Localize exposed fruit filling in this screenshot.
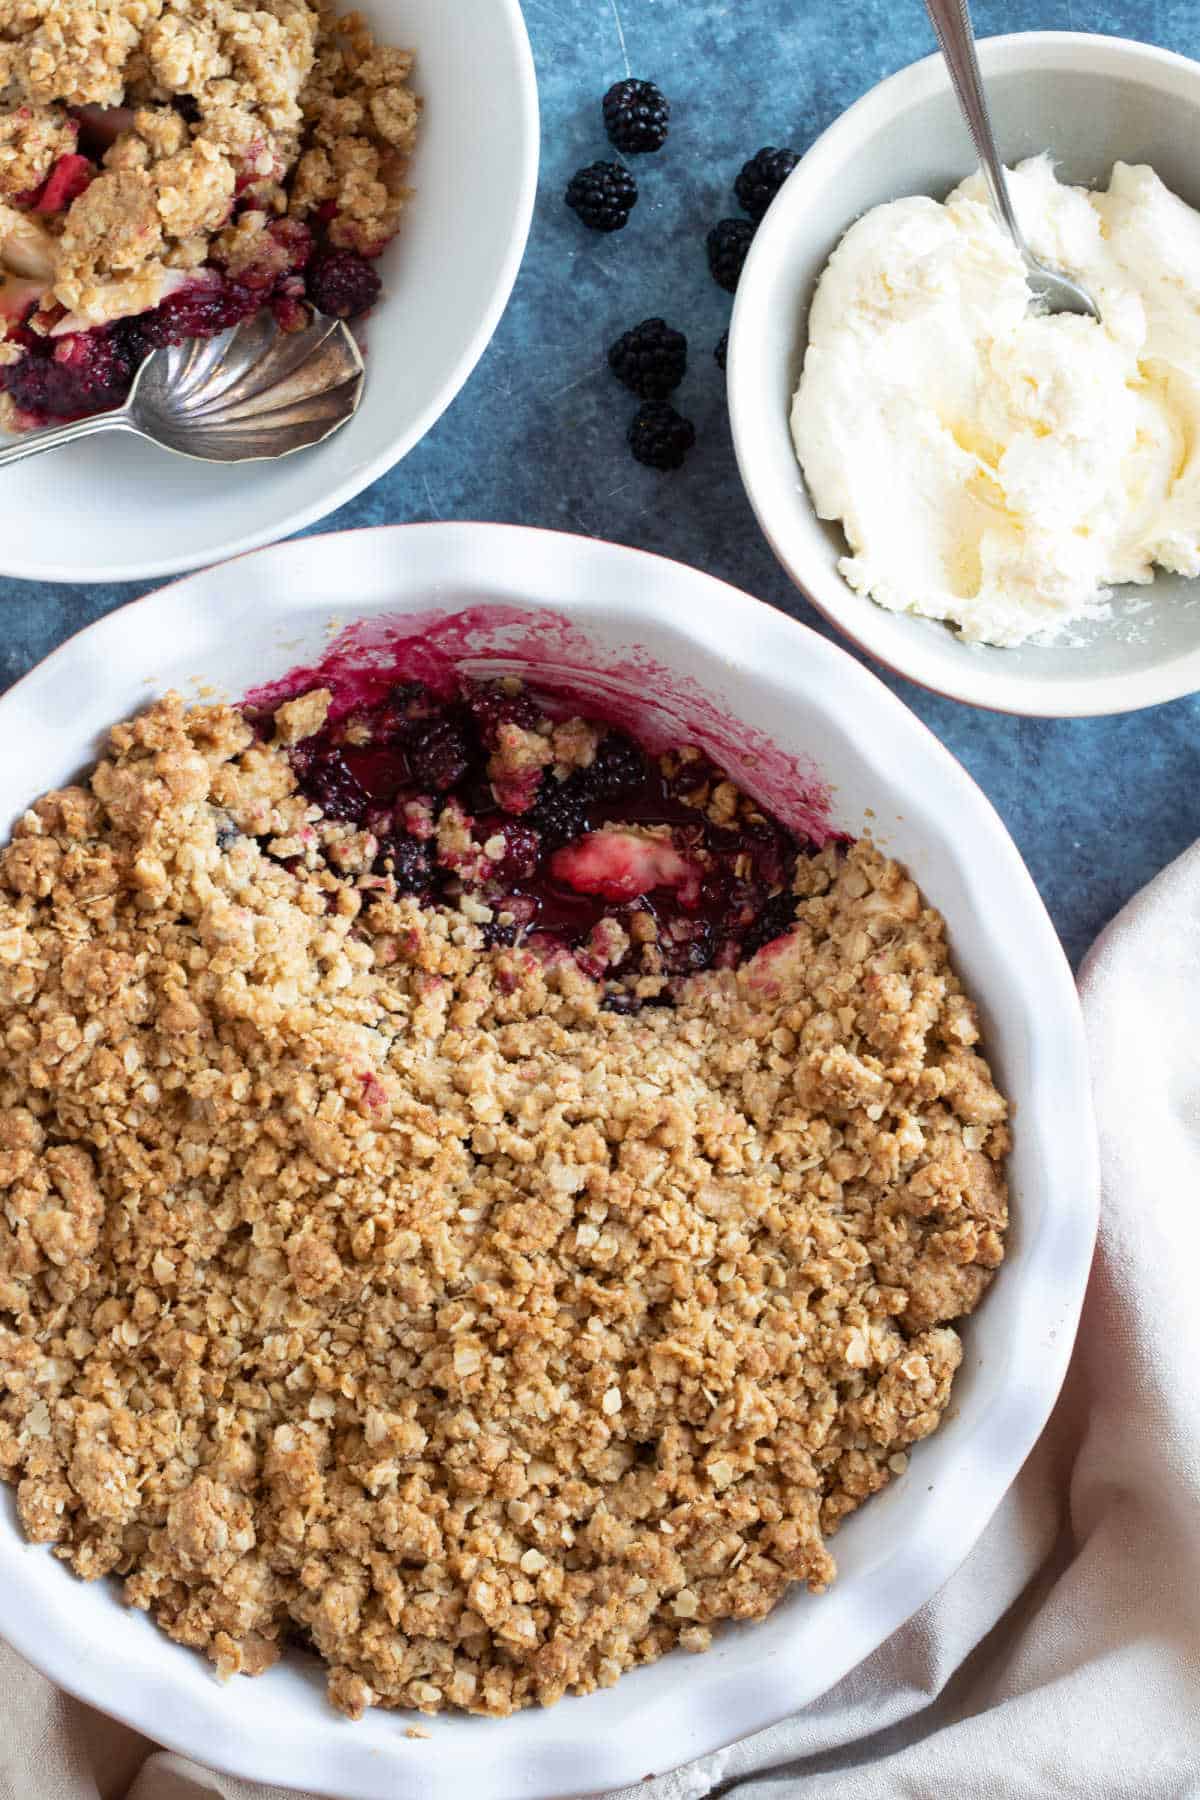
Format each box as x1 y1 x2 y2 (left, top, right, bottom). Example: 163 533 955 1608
273 675 818 1006
0 664 1010 1722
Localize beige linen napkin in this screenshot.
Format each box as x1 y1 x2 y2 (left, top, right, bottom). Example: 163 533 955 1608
4 846 1200 1800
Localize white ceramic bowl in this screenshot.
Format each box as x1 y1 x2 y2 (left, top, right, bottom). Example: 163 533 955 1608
730 32 1200 717
0 524 1098 1799
0 2 537 585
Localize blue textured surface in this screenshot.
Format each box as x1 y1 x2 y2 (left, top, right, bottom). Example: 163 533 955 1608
4 0 1199 968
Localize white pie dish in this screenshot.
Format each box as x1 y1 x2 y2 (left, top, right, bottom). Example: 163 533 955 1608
0 523 1097 1799
729 32 1200 716
0 0 538 585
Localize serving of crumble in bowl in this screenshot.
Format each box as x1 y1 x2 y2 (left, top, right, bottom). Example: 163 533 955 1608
0 523 1097 1800
0 2 538 583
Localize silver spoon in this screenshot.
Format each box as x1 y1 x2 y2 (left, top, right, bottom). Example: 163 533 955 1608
0 308 364 467
925 0 1100 320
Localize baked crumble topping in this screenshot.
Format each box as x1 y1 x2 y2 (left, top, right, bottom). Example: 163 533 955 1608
0 676 1009 1719
0 1 419 427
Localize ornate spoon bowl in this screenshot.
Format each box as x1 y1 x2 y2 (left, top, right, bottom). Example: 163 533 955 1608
0 310 364 467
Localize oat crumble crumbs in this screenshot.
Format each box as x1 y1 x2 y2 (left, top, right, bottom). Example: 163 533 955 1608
0 1 419 344
0 684 1009 1719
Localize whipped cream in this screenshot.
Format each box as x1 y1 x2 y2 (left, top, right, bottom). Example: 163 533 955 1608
791 157 1200 646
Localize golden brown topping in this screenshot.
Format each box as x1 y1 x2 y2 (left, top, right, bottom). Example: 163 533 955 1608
0 1 419 331
0 691 1008 1721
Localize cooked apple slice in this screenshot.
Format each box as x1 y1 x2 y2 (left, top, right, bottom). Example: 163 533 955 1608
549 829 702 906
0 204 56 282
0 274 44 326
47 265 215 336
32 154 93 214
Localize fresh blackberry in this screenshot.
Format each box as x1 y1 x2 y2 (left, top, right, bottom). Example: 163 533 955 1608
482 919 519 949
587 731 647 799
376 832 435 895
565 161 638 232
407 717 472 791
706 218 756 292
628 399 695 470
305 248 381 319
714 329 728 372
740 890 797 960
607 318 687 399
734 146 800 221
602 79 670 154
527 777 590 849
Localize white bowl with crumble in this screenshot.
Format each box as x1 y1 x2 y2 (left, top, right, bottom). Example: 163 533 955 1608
0 523 1097 1799
0 2 538 583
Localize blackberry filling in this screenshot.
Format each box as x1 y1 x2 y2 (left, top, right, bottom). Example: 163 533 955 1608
283 674 823 993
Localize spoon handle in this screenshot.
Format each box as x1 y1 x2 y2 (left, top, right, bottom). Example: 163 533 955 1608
924 0 1028 254
0 408 130 468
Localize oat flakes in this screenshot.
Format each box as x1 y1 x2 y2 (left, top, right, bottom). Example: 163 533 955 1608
0 689 1009 1718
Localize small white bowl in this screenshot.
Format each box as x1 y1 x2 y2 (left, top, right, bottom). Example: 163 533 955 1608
0 524 1096 1800
0 0 538 584
730 32 1200 717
